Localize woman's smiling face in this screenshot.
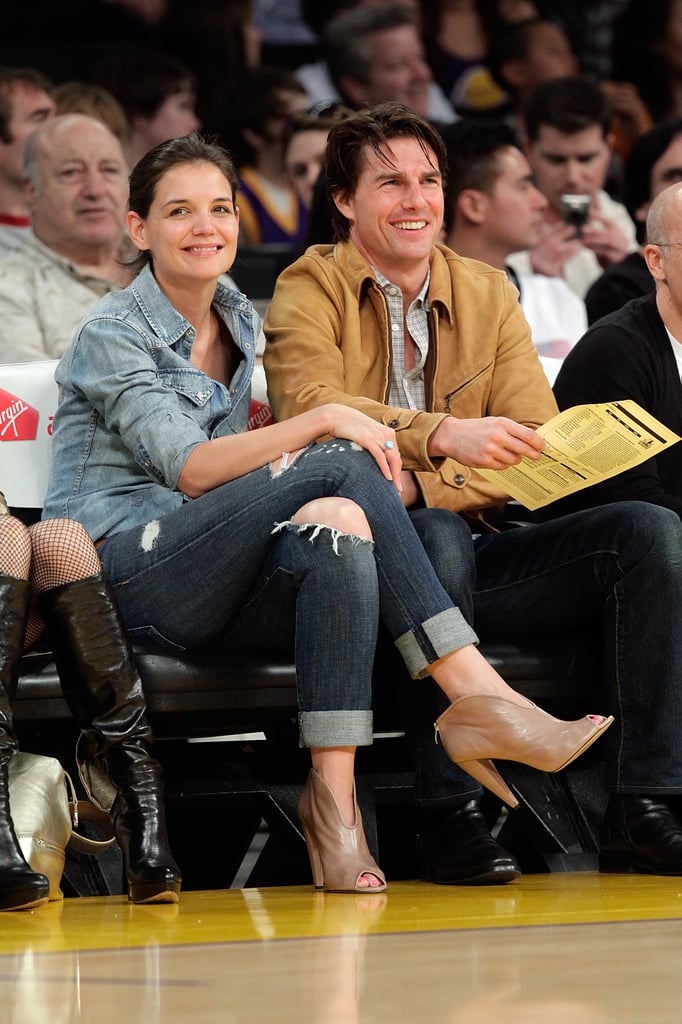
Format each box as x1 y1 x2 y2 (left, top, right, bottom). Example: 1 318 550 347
126 160 240 288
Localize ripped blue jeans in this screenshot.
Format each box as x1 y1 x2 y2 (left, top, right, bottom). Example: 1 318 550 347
97 442 477 748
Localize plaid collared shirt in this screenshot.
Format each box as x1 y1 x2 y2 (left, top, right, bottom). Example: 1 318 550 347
374 267 431 411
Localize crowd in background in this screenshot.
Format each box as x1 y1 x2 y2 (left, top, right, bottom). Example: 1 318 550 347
0 0 673 367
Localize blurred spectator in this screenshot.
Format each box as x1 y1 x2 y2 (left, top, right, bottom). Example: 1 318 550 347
611 0 682 124
254 0 318 68
296 2 456 125
421 0 537 118
486 15 578 129
159 0 262 150
578 0 630 82
92 47 200 166
443 116 586 379
486 16 650 163
534 1 628 82
236 66 310 245
0 68 55 257
52 81 130 151
0 114 130 363
506 76 637 299
300 0 422 36
283 103 352 212
585 118 682 324
599 81 653 164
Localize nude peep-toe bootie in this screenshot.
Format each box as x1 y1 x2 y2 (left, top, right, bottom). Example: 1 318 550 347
434 695 614 809
297 769 387 893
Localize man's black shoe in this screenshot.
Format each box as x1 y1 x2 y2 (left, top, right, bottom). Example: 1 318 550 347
418 798 521 885
599 794 682 875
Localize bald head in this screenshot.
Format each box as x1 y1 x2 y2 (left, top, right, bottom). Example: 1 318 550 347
24 112 126 189
21 112 129 265
646 182 682 248
643 182 682 318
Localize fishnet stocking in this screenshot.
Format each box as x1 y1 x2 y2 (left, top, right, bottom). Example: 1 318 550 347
27 519 101 591
0 513 31 580
0 515 101 649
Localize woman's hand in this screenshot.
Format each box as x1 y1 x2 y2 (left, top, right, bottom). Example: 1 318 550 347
324 403 403 490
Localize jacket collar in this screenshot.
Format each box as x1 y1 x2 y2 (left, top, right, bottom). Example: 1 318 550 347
333 238 455 323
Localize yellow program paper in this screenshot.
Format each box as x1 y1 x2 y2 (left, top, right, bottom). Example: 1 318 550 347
475 400 680 510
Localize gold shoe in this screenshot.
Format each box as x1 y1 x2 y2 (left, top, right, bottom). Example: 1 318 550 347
434 695 614 809
297 769 387 893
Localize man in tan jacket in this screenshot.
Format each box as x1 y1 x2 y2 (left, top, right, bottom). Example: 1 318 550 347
265 102 682 885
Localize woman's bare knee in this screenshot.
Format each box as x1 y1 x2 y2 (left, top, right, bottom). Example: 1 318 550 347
291 497 373 540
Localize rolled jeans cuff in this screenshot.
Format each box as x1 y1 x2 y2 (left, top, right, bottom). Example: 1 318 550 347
395 608 478 679
298 710 374 749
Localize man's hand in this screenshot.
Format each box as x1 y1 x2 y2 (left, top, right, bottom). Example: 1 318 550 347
400 470 420 507
580 213 631 267
430 416 546 468
529 223 583 277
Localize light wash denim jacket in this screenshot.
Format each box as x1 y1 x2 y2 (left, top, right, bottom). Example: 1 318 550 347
43 264 258 541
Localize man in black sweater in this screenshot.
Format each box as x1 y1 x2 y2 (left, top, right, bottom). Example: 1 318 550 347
554 180 682 517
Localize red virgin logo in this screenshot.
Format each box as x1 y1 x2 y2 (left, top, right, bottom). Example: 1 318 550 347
248 399 273 430
0 388 39 441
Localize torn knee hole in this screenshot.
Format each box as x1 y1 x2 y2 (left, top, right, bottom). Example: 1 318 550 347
271 521 374 555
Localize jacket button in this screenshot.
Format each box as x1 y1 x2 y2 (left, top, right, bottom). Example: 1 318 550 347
454 474 465 485
388 418 400 428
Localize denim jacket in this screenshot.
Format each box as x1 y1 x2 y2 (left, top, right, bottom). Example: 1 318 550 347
43 264 258 541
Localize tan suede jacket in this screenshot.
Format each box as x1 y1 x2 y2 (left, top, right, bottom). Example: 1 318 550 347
264 240 558 518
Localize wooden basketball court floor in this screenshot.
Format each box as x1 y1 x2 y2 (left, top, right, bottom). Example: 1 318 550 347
1 873 681 1023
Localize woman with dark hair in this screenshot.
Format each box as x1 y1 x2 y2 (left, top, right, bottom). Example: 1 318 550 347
0 499 180 911
43 132 610 893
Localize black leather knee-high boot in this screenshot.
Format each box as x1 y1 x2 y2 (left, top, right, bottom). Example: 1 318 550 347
0 575 50 911
38 574 181 904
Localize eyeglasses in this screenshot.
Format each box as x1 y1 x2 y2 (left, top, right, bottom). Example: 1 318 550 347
650 241 682 247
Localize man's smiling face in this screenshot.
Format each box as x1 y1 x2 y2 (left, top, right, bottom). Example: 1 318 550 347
333 136 444 279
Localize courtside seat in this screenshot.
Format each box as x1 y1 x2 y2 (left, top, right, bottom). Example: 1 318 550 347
15 634 602 734
15 631 606 889
14 620 607 895
4 359 608 888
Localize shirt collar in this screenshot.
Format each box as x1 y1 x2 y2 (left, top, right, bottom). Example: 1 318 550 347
335 238 454 319
373 265 431 308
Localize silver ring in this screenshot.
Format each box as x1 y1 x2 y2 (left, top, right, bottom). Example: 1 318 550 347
384 440 395 450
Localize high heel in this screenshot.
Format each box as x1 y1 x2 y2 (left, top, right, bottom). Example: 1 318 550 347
434 695 614 809
297 769 387 893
